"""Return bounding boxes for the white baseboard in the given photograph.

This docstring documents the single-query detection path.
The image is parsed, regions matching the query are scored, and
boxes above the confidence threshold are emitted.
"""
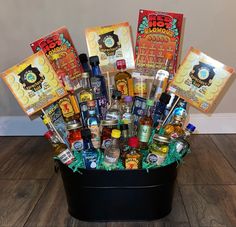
[0,113,235,136]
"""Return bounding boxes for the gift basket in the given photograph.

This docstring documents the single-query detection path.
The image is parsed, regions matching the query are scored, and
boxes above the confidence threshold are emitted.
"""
[0,9,234,221]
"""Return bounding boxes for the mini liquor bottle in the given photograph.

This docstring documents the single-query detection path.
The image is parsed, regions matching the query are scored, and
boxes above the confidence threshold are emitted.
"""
[115,59,133,96]
[44,130,74,165]
[147,134,170,166]
[77,72,93,102]
[67,122,83,152]
[124,137,142,169]
[152,92,171,128]
[103,129,121,167]
[137,99,154,149]
[86,100,101,149]
[58,96,79,123]
[89,56,108,99]
[79,53,92,74]
[120,124,129,160]
[122,96,134,137]
[149,53,172,100]
[172,123,196,155]
[105,90,122,120]
[81,128,98,169]
[163,115,185,139]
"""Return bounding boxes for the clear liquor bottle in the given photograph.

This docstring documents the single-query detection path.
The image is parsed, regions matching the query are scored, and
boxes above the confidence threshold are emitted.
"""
[105,90,122,120]
[103,129,121,167]
[122,96,134,137]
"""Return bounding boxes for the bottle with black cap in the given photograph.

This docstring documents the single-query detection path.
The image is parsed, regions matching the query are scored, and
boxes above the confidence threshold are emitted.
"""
[81,128,98,169]
[105,90,122,120]
[89,56,108,100]
[153,92,171,128]
[79,53,91,74]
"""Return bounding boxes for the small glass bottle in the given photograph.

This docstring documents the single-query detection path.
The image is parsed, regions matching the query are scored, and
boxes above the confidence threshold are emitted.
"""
[149,53,172,100]
[147,134,170,166]
[86,100,101,149]
[103,129,121,167]
[173,123,196,155]
[122,96,134,137]
[44,130,74,165]
[100,119,119,150]
[58,96,78,123]
[79,53,92,74]
[115,59,133,96]
[152,92,171,128]
[120,124,129,159]
[81,128,98,169]
[78,72,94,102]
[105,90,122,120]
[163,115,185,139]
[89,56,108,99]
[124,137,142,169]
[137,99,154,149]
[67,122,83,152]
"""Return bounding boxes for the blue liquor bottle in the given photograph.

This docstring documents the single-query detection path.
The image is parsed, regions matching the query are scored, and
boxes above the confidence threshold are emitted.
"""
[89,56,108,100]
[81,128,98,169]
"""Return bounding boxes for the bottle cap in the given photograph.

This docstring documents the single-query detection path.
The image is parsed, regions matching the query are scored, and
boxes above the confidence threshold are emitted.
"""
[124,96,133,103]
[116,59,126,70]
[67,122,82,130]
[79,53,88,63]
[159,93,171,104]
[128,137,139,148]
[89,56,99,66]
[81,72,90,78]
[81,128,92,139]
[174,115,184,121]
[165,52,173,60]
[111,129,121,138]
[120,124,128,130]
[153,134,170,143]
[112,90,122,100]
[44,130,54,139]
[146,99,154,107]
[101,119,119,126]
[186,123,196,132]
[87,100,96,107]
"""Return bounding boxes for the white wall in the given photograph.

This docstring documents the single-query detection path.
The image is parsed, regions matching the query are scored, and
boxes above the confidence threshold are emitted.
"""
[0,0,235,134]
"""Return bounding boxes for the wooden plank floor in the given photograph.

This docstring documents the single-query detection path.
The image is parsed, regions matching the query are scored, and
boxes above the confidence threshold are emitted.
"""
[0,135,235,227]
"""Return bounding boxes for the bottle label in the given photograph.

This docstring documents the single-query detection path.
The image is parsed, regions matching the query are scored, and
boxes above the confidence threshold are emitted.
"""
[58,98,75,118]
[101,138,112,149]
[71,140,83,152]
[106,112,121,120]
[138,125,152,142]
[89,125,100,149]
[125,158,139,169]
[91,77,101,95]
[104,155,117,164]
[147,153,165,165]
[57,149,74,165]
[80,91,93,102]
[116,79,128,95]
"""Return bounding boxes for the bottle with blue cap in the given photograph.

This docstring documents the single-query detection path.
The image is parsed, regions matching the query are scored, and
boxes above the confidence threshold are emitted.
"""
[172,123,196,156]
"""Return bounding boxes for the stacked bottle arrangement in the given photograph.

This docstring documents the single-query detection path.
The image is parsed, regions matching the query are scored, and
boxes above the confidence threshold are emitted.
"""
[43,53,196,170]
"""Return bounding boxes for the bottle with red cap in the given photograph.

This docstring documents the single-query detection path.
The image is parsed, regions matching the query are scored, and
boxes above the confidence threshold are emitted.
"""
[114,59,133,96]
[124,137,142,169]
[44,130,74,165]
